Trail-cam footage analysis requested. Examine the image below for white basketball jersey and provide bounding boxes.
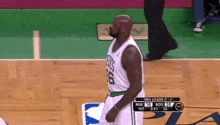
[106,36,144,92]
[0,118,7,125]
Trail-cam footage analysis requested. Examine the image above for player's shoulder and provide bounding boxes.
[123,44,141,62]
[124,45,139,54]
[124,37,139,54]
[122,45,141,68]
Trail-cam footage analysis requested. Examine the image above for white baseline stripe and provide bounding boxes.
[0,59,106,61]
[0,58,220,61]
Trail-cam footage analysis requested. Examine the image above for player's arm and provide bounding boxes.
[114,45,143,111]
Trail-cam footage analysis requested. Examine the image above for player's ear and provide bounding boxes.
[120,27,126,34]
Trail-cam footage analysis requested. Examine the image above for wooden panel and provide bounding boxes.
[0,60,219,125]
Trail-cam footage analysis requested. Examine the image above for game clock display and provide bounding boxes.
[133,97,184,112]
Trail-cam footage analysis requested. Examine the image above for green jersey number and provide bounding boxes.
[106,69,115,85]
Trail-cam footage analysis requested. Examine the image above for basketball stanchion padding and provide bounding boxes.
[33,30,41,59]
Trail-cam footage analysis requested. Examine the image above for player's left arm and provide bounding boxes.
[115,45,143,110]
[105,45,143,122]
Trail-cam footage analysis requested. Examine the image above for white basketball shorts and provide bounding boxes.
[99,88,145,125]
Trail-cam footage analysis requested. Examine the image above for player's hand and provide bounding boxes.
[105,106,119,122]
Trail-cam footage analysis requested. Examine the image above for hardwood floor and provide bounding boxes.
[0,60,219,125]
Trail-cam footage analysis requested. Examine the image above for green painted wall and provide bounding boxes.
[0,9,219,59]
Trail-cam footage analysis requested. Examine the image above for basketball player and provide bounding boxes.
[99,15,145,125]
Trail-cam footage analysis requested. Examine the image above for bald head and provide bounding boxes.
[115,15,132,22]
[114,15,133,31]
[109,14,133,39]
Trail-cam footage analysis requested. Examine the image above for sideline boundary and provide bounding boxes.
[0,59,220,61]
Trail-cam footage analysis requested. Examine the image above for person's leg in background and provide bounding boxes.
[193,0,205,22]
[204,0,211,17]
[143,0,178,61]
[193,0,208,33]
[204,0,220,24]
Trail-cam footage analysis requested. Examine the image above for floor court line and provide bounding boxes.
[184,106,220,110]
[1,58,220,61]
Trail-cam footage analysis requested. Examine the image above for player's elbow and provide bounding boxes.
[135,83,142,94]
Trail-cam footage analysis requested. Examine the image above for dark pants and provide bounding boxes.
[193,0,212,22]
[193,0,205,22]
[144,0,177,58]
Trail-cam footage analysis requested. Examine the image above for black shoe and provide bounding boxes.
[144,40,178,61]
[163,41,178,54]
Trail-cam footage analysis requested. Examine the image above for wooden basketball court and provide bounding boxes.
[0,59,220,125]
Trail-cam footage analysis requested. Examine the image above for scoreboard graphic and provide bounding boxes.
[133,97,184,112]
[81,98,184,124]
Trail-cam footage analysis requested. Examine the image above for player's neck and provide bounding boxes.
[115,35,130,44]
